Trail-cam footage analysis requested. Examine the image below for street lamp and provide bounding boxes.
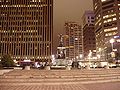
[76,56,79,60]
[97,54,101,61]
[109,38,116,60]
[51,55,56,65]
[79,54,83,61]
[88,50,92,62]
[109,38,115,51]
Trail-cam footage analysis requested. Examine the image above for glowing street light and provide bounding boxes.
[109,38,116,59]
[109,38,115,51]
[76,56,79,59]
[51,55,56,65]
[79,54,83,61]
[97,54,101,59]
[88,50,92,59]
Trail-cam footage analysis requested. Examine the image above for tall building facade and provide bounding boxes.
[64,22,83,61]
[0,0,53,62]
[82,10,96,59]
[93,0,120,61]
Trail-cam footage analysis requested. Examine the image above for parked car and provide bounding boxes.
[98,62,108,68]
[109,63,116,68]
[78,62,86,69]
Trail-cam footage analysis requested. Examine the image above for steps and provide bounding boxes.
[0,68,120,85]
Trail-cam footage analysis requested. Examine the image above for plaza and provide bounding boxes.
[0,68,120,90]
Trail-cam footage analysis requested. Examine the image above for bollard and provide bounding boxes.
[66,66,71,70]
[86,65,90,70]
[45,66,51,70]
[24,66,30,70]
[105,64,109,69]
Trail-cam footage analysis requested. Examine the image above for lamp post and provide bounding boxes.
[51,55,56,65]
[109,38,115,61]
[97,54,101,61]
[87,50,92,69]
[98,48,102,61]
[76,56,79,61]
[88,50,92,67]
[109,38,115,51]
[79,54,83,61]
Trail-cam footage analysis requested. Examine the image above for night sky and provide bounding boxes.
[53,0,93,54]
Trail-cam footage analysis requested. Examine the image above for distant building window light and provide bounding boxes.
[95,6,98,10]
[101,0,107,2]
[105,32,117,36]
[103,14,116,19]
[98,14,100,17]
[31,0,41,2]
[99,23,101,26]
[103,17,116,23]
[113,18,116,21]
[104,27,117,32]
[107,19,112,22]
[104,20,107,23]
[118,4,120,6]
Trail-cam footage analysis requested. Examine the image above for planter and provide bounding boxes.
[24,66,30,70]
[66,66,71,70]
[105,65,109,69]
[45,66,50,70]
[86,65,90,70]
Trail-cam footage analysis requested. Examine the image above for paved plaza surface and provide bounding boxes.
[0,68,120,90]
[1,82,120,90]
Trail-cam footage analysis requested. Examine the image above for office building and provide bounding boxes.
[0,0,53,62]
[64,22,83,61]
[82,10,96,59]
[93,0,120,61]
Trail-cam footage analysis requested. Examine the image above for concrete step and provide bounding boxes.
[0,74,120,83]
[0,78,120,85]
[1,74,120,79]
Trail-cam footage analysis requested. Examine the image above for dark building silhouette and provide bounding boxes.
[82,10,96,59]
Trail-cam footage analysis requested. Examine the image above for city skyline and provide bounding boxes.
[53,0,93,53]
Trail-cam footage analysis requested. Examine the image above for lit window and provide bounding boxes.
[113,18,116,21]
[103,14,116,19]
[105,32,117,36]
[101,0,107,2]
[107,19,112,22]
[95,6,98,10]
[104,27,117,32]
[118,4,120,6]
[99,22,101,26]
[104,20,107,23]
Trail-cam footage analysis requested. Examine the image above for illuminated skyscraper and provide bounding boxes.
[93,0,120,60]
[64,22,83,61]
[0,0,53,62]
